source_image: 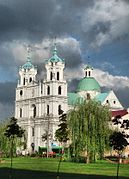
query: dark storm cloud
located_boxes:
[0,44,15,68]
[0,0,129,120]
[0,0,94,42]
[0,0,55,42]
[0,0,128,46]
[0,81,15,119]
[68,78,80,92]
[115,87,129,109]
[101,86,129,109]
[0,82,16,104]
[58,44,82,68]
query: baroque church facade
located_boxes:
[15,45,124,152]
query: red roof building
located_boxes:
[111,109,128,118]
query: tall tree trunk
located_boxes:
[10,137,14,179]
[117,154,121,179]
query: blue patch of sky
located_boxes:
[0,68,17,82]
[82,41,129,77]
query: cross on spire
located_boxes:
[27,45,31,61]
[53,43,57,55]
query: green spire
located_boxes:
[53,43,57,56]
[47,44,65,63]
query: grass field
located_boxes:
[0,157,129,179]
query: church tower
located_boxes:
[15,47,38,119]
[77,64,101,99]
[44,44,67,115]
[15,44,68,152]
[15,47,39,152]
[41,44,68,143]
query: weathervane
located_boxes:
[54,36,57,45]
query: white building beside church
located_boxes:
[15,45,124,152]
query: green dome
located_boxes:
[22,60,34,70]
[20,57,37,70]
[77,77,101,92]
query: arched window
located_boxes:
[32,104,36,118]
[20,90,23,96]
[57,72,59,80]
[87,93,91,100]
[89,71,91,77]
[58,86,61,95]
[20,108,22,118]
[29,77,32,83]
[50,72,52,80]
[86,71,87,77]
[58,105,63,115]
[47,105,49,115]
[23,78,25,85]
[47,86,50,95]
[106,100,109,104]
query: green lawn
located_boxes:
[0,157,129,179]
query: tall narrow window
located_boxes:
[58,86,61,95]
[20,108,22,117]
[57,72,59,80]
[23,78,25,85]
[41,84,43,94]
[32,127,35,137]
[86,71,87,77]
[20,90,23,96]
[33,106,36,118]
[47,105,49,115]
[58,105,62,115]
[89,71,91,77]
[47,86,50,95]
[50,72,52,80]
[29,77,32,83]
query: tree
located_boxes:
[109,131,128,152]
[4,117,24,179]
[68,100,111,163]
[55,111,69,179]
[55,113,69,143]
[0,121,10,157]
[110,115,129,179]
[111,115,129,154]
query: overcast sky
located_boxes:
[0,0,129,120]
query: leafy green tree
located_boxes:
[55,113,69,143]
[4,117,24,178]
[68,100,111,163]
[55,112,69,179]
[109,131,128,152]
[0,121,10,157]
[110,115,129,179]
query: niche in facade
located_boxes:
[32,104,36,118]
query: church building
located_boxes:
[15,45,124,152]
